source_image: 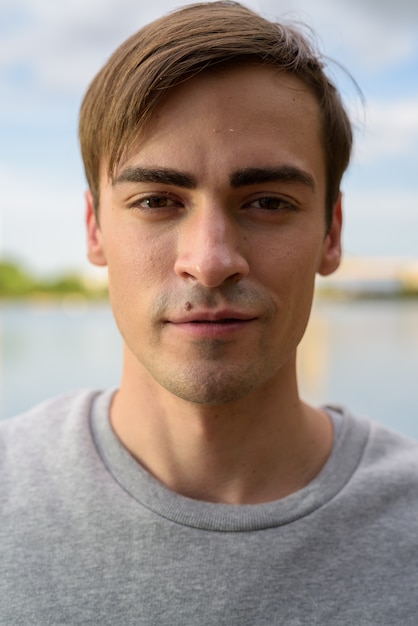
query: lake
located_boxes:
[1,298,417,438]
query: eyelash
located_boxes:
[127,194,183,210]
[127,193,297,214]
[244,196,297,212]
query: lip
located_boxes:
[167,309,258,324]
[165,310,258,338]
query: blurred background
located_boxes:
[0,0,417,433]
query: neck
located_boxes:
[110,349,333,505]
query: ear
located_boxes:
[317,193,343,277]
[85,190,107,267]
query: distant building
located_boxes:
[316,257,418,297]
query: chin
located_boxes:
[153,362,267,406]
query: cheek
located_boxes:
[254,231,321,286]
[106,228,174,295]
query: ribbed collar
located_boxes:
[90,389,369,532]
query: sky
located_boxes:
[1,0,417,278]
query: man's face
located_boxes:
[87,65,342,405]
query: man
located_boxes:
[1,2,418,624]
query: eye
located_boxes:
[128,193,183,210]
[246,196,296,212]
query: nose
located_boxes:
[174,206,250,288]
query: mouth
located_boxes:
[188,318,252,324]
[167,311,258,324]
[165,312,258,337]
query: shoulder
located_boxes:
[0,388,102,441]
[363,416,418,497]
[328,404,418,461]
[356,411,418,474]
[329,405,418,509]
[0,389,110,486]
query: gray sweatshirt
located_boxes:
[1,389,418,625]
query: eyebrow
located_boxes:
[230,166,315,191]
[113,167,197,189]
[113,165,315,191]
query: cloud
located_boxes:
[2,0,417,103]
[337,0,418,67]
[345,0,418,22]
[0,0,165,95]
[261,0,418,68]
[353,95,418,163]
[342,188,418,257]
[0,162,87,274]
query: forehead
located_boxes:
[108,64,325,187]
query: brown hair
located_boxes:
[79,1,353,229]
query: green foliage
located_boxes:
[0,261,37,297]
[0,260,107,300]
[43,274,88,295]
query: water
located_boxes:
[298,298,418,437]
[0,301,122,419]
[1,299,417,438]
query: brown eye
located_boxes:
[249,197,296,211]
[143,195,171,208]
[128,194,183,211]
